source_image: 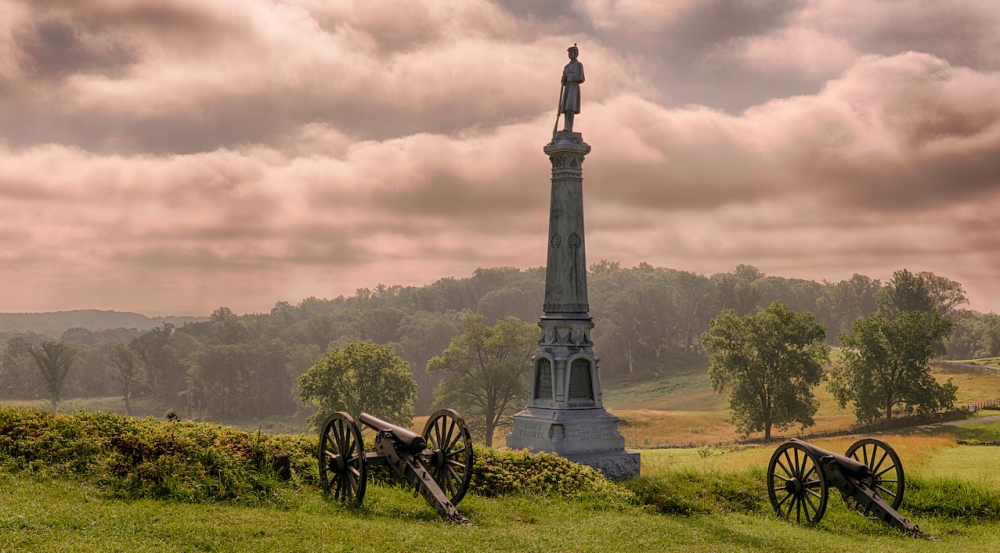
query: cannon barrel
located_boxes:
[359,412,427,452]
[789,438,870,479]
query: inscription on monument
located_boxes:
[516,421,546,440]
[566,422,618,441]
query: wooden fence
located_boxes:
[967,397,1000,413]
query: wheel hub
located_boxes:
[430,448,445,468]
[328,454,346,474]
[785,478,803,494]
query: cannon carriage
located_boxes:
[768,438,927,536]
[318,409,474,525]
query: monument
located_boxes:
[506,44,640,480]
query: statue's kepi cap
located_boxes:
[568,43,578,51]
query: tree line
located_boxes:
[0,263,991,435]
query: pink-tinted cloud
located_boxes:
[1,0,1000,314]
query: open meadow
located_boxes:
[2,360,1000,551]
[605,361,1000,448]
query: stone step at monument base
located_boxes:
[506,406,640,480]
[562,449,640,481]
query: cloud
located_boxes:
[2,0,1000,313]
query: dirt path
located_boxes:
[884,413,1000,434]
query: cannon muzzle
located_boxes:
[359,412,427,452]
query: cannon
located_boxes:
[767,438,927,537]
[317,409,474,525]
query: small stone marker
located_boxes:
[506,45,640,480]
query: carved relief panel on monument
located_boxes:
[567,357,595,406]
[533,357,553,401]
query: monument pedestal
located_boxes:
[508,407,639,480]
[505,130,639,480]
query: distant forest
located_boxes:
[2,262,997,421]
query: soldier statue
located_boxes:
[556,44,585,133]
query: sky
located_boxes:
[2,0,1000,315]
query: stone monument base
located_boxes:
[563,449,640,481]
[506,407,640,480]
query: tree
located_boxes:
[701,302,829,440]
[298,342,416,430]
[876,269,967,356]
[130,323,175,399]
[712,265,764,316]
[876,269,967,319]
[818,274,880,340]
[829,311,957,424]
[674,270,713,354]
[0,336,45,398]
[112,344,141,416]
[427,315,537,446]
[27,340,77,412]
[186,340,290,419]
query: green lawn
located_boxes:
[2,474,999,552]
[2,412,1000,550]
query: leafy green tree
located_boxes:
[27,340,77,412]
[817,274,881,341]
[130,323,175,400]
[829,311,957,423]
[876,269,967,319]
[427,315,537,446]
[712,265,764,316]
[391,310,465,415]
[70,344,114,398]
[0,336,45,398]
[701,302,829,440]
[298,342,416,430]
[186,340,290,419]
[113,344,141,416]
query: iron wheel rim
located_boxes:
[422,408,473,506]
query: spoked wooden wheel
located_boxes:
[318,412,367,505]
[768,441,828,524]
[845,438,904,512]
[422,409,474,505]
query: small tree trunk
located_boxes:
[764,424,771,442]
[123,382,132,417]
[485,419,495,447]
[50,397,57,413]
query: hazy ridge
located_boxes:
[0,310,208,338]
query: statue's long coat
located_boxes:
[561,60,585,114]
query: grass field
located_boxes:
[603,362,1000,447]
[2,430,1000,551]
[1,409,1000,550]
[4,475,1000,553]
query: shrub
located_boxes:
[471,446,630,502]
[0,406,631,505]
[0,406,317,503]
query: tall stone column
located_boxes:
[505,131,639,480]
